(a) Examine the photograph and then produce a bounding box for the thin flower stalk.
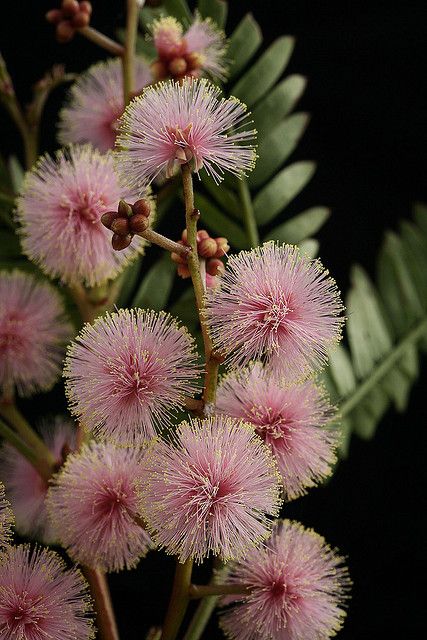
[161,559,193,640]
[79,26,124,56]
[81,566,120,640]
[122,0,141,106]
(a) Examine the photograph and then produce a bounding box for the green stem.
[182,596,219,640]
[122,0,140,106]
[78,26,125,56]
[189,583,249,599]
[161,559,193,640]
[340,317,427,418]
[237,177,259,247]
[0,417,52,483]
[81,567,120,640]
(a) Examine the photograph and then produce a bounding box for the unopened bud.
[111,217,130,236]
[181,229,188,243]
[62,0,80,16]
[79,1,92,15]
[169,57,187,77]
[118,199,133,218]
[56,20,75,43]
[46,9,62,24]
[170,247,187,265]
[198,237,217,258]
[151,60,168,81]
[71,11,90,28]
[186,52,202,71]
[177,264,191,279]
[196,229,210,242]
[206,258,225,277]
[100,211,119,229]
[112,233,132,251]
[132,199,151,218]
[214,237,230,257]
[129,214,149,233]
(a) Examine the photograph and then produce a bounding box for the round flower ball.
[0,270,72,398]
[205,242,344,382]
[217,363,338,500]
[115,77,256,189]
[0,545,94,640]
[0,417,76,543]
[59,57,152,152]
[17,144,146,287]
[139,415,282,563]
[220,519,350,640]
[47,441,151,572]
[0,483,14,549]
[64,308,200,445]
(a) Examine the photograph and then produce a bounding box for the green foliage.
[131,252,176,311]
[323,203,427,455]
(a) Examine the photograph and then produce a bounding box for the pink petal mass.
[139,415,282,563]
[220,519,350,640]
[64,308,200,445]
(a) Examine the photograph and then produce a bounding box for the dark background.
[1,1,426,637]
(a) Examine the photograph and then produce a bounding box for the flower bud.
[71,11,90,28]
[132,199,151,218]
[46,9,62,24]
[56,20,75,43]
[169,57,187,77]
[214,237,230,257]
[100,211,119,229]
[196,229,210,242]
[185,52,203,71]
[151,60,168,81]
[198,237,217,258]
[118,199,133,218]
[206,258,225,277]
[177,264,191,279]
[111,218,130,236]
[79,1,92,15]
[112,233,132,251]
[129,214,149,234]
[62,0,80,17]
[170,249,187,265]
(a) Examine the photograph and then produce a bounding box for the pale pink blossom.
[0,270,72,398]
[47,441,151,572]
[17,145,145,287]
[59,57,152,152]
[0,418,76,543]
[116,78,256,188]
[220,519,350,640]
[0,544,94,640]
[139,415,282,563]
[205,243,344,381]
[0,483,13,549]
[217,363,337,500]
[64,308,200,445]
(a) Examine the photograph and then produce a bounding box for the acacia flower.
[64,308,199,445]
[17,145,145,287]
[151,15,227,81]
[115,78,256,188]
[0,544,94,640]
[0,484,14,549]
[0,270,72,398]
[205,243,344,381]
[47,441,151,572]
[217,363,337,500]
[139,415,282,563]
[59,57,152,152]
[0,418,76,543]
[220,519,350,640]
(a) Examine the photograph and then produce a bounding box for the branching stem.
[79,27,125,56]
[160,559,194,640]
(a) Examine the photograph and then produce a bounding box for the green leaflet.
[197,0,227,27]
[226,14,262,80]
[8,156,24,193]
[252,75,307,138]
[116,257,142,308]
[264,207,330,244]
[193,192,248,249]
[201,174,241,219]
[168,286,198,331]
[298,238,319,258]
[163,0,192,24]
[131,253,176,310]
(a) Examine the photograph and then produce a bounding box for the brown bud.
[151,60,168,81]
[100,211,119,229]
[177,264,191,279]
[71,11,90,28]
[206,258,225,277]
[118,199,133,218]
[79,1,92,15]
[169,57,187,77]
[112,233,132,251]
[46,9,62,24]
[185,52,202,71]
[198,237,218,258]
[170,250,187,265]
[181,229,188,243]
[214,237,230,257]
[56,20,75,43]
[196,229,210,242]
[129,214,149,234]
[132,199,151,218]
[111,217,130,236]
[62,0,80,16]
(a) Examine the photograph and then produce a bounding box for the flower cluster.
[101,198,152,251]
[46,0,92,43]
[171,228,229,287]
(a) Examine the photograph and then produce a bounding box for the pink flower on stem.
[139,415,282,563]
[17,145,145,287]
[0,418,76,543]
[0,545,94,640]
[64,308,200,445]
[217,363,338,500]
[58,57,152,152]
[47,441,151,572]
[0,483,14,549]
[151,15,227,81]
[0,270,72,398]
[220,519,350,640]
[115,78,256,188]
[205,243,344,381]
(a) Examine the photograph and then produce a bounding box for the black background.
[1,1,426,637]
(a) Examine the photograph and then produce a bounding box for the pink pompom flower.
[151,15,227,81]
[139,415,282,563]
[64,308,200,445]
[205,243,344,381]
[217,363,338,500]
[58,57,152,152]
[115,78,256,188]
[0,418,76,543]
[0,544,94,640]
[220,519,350,640]
[0,270,72,398]
[17,145,145,287]
[0,483,14,549]
[47,441,151,572]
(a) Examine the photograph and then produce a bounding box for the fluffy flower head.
[220,519,350,640]
[0,270,72,397]
[17,145,145,287]
[0,544,94,640]
[59,57,152,152]
[116,78,256,188]
[217,363,337,500]
[64,308,199,445]
[0,483,14,549]
[139,415,282,563]
[47,441,151,572]
[206,243,344,381]
[0,418,76,543]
